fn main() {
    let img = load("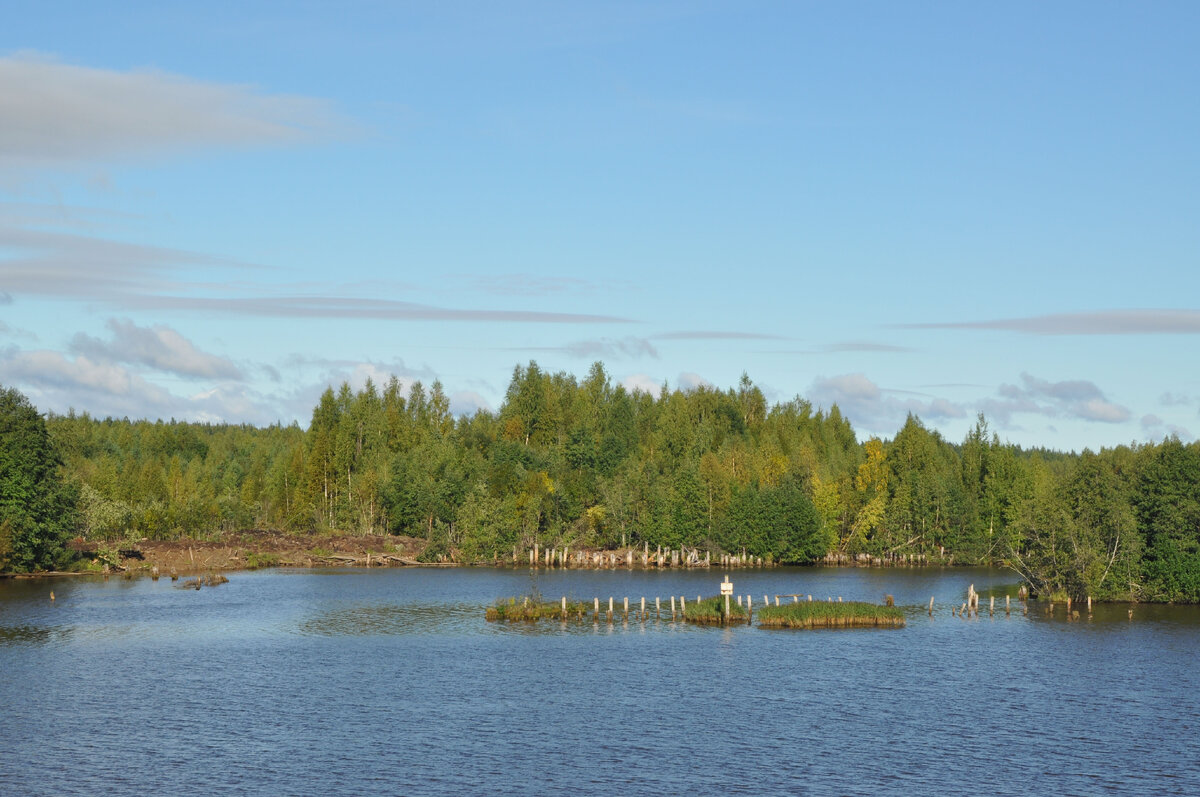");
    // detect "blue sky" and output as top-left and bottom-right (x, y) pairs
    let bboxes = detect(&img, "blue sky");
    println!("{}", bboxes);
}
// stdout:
(2, 1), (1198, 451)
